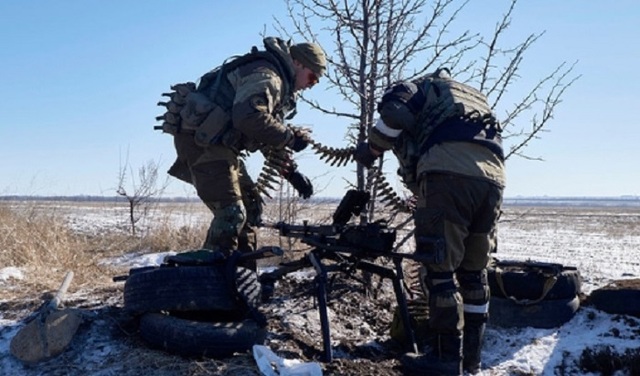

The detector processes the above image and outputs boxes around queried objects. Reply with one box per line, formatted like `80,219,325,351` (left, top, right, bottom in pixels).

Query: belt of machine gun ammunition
253,134,415,216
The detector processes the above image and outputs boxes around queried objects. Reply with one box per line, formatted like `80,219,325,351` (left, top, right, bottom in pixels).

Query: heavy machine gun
262,189,420,362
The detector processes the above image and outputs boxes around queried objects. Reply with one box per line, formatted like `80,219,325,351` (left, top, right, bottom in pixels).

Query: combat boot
401,334,463,376
463,315,486,373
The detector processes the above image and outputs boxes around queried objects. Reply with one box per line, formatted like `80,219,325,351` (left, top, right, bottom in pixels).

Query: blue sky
1,1,638,198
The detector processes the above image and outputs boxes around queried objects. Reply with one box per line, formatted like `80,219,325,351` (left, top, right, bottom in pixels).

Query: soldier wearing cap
168,37,327,257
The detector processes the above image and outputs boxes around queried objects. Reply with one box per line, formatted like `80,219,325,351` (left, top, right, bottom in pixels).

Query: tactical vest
381,68,503,187
155,39,296,152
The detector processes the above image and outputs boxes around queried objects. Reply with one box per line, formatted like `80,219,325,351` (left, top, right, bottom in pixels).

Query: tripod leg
309,252,332,362
393,259,419,354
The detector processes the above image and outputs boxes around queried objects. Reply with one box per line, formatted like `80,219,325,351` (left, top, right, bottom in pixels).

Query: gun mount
274,220,396,255
262,189,419,362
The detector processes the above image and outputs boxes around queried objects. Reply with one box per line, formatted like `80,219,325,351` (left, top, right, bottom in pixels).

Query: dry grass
0,202,210,300
0,204,101,297
0,197,402,300
0,198,323,297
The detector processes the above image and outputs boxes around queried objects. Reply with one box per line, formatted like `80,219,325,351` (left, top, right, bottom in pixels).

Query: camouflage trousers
171,135,263,254
413,173,502,339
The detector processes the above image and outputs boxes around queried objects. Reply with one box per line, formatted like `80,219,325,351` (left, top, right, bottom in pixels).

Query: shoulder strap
197,46,291,109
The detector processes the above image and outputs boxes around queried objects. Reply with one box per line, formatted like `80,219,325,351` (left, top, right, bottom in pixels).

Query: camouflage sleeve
229,62,293,148
369,100,416,153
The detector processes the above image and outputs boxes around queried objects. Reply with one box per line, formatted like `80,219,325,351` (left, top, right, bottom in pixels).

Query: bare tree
277,0,579,220
116,155,170,235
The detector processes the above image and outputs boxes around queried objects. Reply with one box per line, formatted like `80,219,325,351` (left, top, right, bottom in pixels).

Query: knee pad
425,271,463,333
425,272,458,308
457,269,487,289
457,269,489,316
207,201,247,248
213,201,247,232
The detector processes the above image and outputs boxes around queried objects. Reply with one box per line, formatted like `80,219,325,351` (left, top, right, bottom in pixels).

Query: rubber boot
401,334,463,376
463,313,486,374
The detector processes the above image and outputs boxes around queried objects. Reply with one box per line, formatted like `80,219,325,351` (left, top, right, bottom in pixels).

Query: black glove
288,133,309,152
286,170,313,199
354,142,377,168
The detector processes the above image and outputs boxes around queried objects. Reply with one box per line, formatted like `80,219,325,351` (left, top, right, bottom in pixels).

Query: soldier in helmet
354,68,505,375
163,37,327,257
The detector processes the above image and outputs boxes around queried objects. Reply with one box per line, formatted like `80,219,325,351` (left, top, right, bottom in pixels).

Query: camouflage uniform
168,37,325,255
357,68,505,375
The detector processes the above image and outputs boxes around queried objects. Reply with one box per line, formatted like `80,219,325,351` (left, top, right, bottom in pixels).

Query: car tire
124,265,259,314
488,259,582,301
139,312,266,358
588,278,640,318
488,295,580,329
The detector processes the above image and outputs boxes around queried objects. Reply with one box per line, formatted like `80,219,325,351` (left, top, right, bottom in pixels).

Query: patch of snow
2,202,640,375
0,267,23,282
102,251,177,269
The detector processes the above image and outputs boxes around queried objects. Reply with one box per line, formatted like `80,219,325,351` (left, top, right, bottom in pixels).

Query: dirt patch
578,345,640,376
260,270,409,375
1,269,411,376
584,278,640,318
598,278,640,290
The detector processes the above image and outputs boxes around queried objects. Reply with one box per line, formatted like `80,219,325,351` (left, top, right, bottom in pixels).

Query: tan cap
290,42,327,77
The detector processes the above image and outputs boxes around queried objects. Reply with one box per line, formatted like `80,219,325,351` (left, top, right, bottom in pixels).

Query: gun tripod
260,230,419,362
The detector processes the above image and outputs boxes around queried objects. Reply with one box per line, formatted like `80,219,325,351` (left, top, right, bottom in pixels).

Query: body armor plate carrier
154,38,296,151
381,68,503,186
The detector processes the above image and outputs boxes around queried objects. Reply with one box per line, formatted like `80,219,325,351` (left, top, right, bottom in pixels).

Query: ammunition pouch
414,235,446,264
171,91,230,148
179,92,214,131
155,82,230,148
156,82,196,136
193,104,232,147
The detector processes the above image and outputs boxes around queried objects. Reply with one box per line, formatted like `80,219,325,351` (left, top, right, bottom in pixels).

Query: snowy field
1,199,639,375
484,203,640,375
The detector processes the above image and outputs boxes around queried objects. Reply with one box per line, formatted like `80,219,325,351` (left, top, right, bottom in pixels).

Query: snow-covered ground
1,201,639,375
483,205,640,375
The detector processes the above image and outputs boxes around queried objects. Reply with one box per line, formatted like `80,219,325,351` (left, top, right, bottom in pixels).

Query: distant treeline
2,195,639,208
504,196,640,208
0,195,342,204
0,195,196,203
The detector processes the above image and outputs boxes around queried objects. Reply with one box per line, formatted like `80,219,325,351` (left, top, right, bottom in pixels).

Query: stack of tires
487,259,582,329
122,252,266,358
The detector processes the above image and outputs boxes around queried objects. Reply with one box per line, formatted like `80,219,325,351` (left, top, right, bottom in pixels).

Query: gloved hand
354,142,377,168
286,170,313,199
287,127,310,152
288,134,309,152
